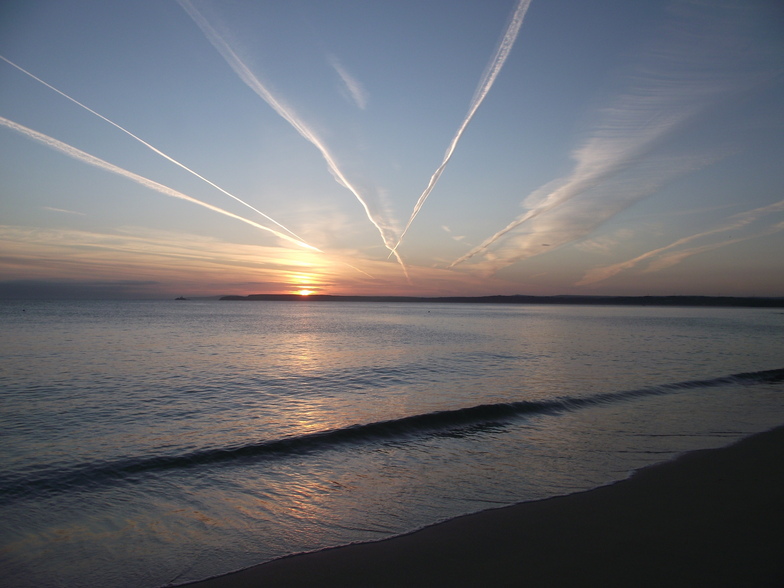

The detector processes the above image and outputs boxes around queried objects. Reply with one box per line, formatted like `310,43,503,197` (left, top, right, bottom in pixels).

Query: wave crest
2,367,781,503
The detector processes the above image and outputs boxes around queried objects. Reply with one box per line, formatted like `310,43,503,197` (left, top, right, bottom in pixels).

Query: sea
1,299,783,587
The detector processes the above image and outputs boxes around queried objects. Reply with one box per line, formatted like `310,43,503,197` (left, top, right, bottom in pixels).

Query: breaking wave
2,367,781,504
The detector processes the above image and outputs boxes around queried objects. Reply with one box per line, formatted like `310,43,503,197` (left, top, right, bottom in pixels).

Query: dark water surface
1,300,782,587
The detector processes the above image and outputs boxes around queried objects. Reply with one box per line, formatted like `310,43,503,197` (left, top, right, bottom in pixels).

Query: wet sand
183,426,784,587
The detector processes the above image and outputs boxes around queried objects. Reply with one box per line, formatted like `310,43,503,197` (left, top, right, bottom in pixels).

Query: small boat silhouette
175,296,188,301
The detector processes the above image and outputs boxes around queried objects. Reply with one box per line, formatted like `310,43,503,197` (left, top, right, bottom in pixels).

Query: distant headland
219,294,784,307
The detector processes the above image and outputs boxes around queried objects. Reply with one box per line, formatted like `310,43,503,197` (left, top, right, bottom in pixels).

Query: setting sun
298,289,314,296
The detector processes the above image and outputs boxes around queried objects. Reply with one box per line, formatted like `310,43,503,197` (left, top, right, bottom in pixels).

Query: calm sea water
1,300,782,587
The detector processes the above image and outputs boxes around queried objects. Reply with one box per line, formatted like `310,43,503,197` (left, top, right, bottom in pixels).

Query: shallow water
1,300,782,587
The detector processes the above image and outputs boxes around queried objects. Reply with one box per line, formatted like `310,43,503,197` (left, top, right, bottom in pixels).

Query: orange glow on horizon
297,289,314,296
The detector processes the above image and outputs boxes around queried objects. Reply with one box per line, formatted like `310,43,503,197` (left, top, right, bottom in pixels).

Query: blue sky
1,0,782,298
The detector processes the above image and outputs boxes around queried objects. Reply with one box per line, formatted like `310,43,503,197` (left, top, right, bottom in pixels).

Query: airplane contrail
448,190,561,268
391,0,532,253
177,0,405,274
447,107,698,269
447,147,733,275
0,116,320,252
448,0,775,271
576,199,784,285
0,54,309,245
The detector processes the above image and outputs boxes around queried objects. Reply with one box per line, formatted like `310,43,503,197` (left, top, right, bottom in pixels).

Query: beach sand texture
185,425,784,588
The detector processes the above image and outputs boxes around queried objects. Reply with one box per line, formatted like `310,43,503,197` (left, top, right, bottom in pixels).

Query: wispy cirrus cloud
455,147,732,275
0,224,513,297
442,225,466,242
450,0,780,273
575,229,636,255
39,206,86,216
0,224,329,295
577,199,784,285
328,55,368,110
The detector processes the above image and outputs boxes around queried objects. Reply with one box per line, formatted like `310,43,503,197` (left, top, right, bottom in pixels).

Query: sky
1,0,782,299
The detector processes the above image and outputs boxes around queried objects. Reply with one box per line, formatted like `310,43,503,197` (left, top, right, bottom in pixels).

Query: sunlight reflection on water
1,301,782,587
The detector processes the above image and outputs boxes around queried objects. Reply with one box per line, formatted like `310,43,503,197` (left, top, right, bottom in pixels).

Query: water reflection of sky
2,301,784,587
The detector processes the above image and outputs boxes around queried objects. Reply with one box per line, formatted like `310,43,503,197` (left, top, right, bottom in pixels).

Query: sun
297,289,314,296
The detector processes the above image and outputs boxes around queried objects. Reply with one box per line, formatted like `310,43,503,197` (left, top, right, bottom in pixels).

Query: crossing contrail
0,116,320,252
0,54,310,246
177,0,406,276
391,0,532,254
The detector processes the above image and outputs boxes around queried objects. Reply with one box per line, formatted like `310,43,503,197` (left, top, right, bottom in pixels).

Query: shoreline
181,425,784,587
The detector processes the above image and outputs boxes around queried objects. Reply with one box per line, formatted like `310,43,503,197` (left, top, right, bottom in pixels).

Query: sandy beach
183,425,784,588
